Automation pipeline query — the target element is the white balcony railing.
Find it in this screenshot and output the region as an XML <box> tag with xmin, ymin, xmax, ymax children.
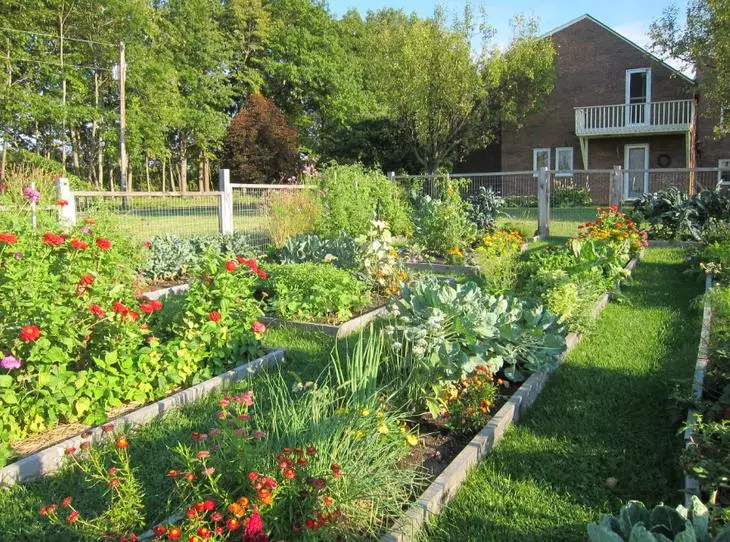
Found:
<box><xmin>575</xmin><ymin>99</ymin><xmax>695</xmax><ymax>137</ymax></box>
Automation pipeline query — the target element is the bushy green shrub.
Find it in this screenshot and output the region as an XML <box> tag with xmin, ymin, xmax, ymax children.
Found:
<box><xmin>702</xmin><ymin>218</ymin><xmax>730</xmax><ymax>245</ymax></box>
<box><xmin>142</xmin><ymin>232</ymin><xmax>255</xmax><ymax>281</ymax></box>
<box><xmin>313</xmin><ymin>163</ymin><xmax>412</xmax><ymax>237</ymax></box>
<box><xmin>411</xmin><ymin>178</ymin><xmax>476</xmax><ymax>258</ymax></box>
<box><xmin>551</xmin><ymin>182</ymin><xmax>592</xmax><ymax>207</ymax></box>
<box><xmin>265</xmin><ymin>263</ymin><xmax>371</xmax><ymax>323</ymax></box>
<box><xmin>504</xmin><ymin>195</ymin><xmax>538</xmax><ymax>208</ymax></box>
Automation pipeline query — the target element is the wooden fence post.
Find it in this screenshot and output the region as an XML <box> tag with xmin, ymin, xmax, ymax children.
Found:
<box><xmin>537</xmin><ymin>167</ymin><xmax>550</xmax><ymax>239</ymax></box>
<box><xmin>55</xmin><ymin>177</ymin><xmax>76</xmax><ymax>227</ymax></box>
<box><xmin>218</xmin><ymin>169</ymin><xmax>234</xmax><ymax>234</ymax></box>
<box><xmin>609</xmin><ymin>166</ymin><xmax>623</xmax><ymax>207</ymax></box>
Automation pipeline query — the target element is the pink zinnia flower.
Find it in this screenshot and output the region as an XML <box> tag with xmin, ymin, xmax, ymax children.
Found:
<box><xmin>0</xmin><ymin>355</ymin><xmax>21</xmax><ymax>370</ymax></box>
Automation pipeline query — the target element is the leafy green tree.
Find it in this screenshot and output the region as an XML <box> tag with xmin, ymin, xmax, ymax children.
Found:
<box><xmin>651</xmin><ymin>0</ymin><xmax>730</xmax><ymax>132</ymax></box>
<box><xmin>367</xmin><ymin>9</ymin><xmax>554</xmax><ymax>173</ymax></box>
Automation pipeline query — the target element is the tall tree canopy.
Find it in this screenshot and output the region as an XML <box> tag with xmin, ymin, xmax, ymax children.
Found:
<box><xmin>0</xmin><ymin>1</ymin><xmax>555</xmax><ymax>185</ymax></box>
<box><xmin>651</xmin><ymin>0</ymin><xmax>730</xmax><ymax>134</ymax></box>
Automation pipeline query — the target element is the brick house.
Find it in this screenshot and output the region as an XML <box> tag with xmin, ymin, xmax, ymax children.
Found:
<box><xmin>458</xmin><ymin>14</ymin><xmax>730</xmax><ymax>202</ymax></box>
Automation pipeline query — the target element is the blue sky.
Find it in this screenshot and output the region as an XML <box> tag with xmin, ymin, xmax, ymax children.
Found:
<box><xmin>327</xmin><ymin>0</ymin><xmax>690</xmax><ymax>70</ymax></box>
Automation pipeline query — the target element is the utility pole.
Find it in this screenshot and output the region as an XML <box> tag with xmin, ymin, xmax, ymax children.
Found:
<box><xmin>119</xmin><ymin>41</ymin><xmax>127</xmax><ymax>193</ymax></box>
<box><xmin>60</xmin><ymin>14</ymin><xmax>67</xmax><ymax>170</ymax></box>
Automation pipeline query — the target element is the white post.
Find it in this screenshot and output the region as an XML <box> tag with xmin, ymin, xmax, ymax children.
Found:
<box><xmin>218</xmin><ymin>169</ymin><xmax>233</xmax><ymax>234</ymax></box>
<box><xmin>55</xmin><ymin>177</ymin><xmax>76</xmax><ymax>227</ymax></box>
<box><xmin>537</xmin><ymin>167</ymin><xmax>550</xmax><ymax>239</ymax></box>
<box><xmin>610</xmin><ymin>166</ymin><xmax>623</xmax><ymax>207</ymax></box>
<box><xmin>388</xmin><ymin>171</ymin><xmax>395</xmax><ymax>182</ymax></box>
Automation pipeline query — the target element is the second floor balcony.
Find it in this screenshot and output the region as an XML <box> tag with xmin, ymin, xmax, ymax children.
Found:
<box><xmin>575</xmin><ymin>99</ymin><xmax>695</xmax><ymax>137</ymax></box>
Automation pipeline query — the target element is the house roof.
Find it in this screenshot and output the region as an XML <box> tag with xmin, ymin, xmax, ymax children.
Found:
<box><xmin>542</xmin><ymin>14</ymin><xmax>695</xmax><ymax>84</ymax></box>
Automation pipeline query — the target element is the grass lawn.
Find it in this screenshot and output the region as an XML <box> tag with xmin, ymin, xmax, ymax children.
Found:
<box><xmin>497</xmin><ymin>206</ymin><xmax>598</xmax><ymax>239</ymax></box>
<box><xmin>421</xmin><ymin>248</ymin><xmax>704</xmax><ymax>542</ymax></box>
<box><xmin>0</xmin><ymin>326</ymin><xmax>336</xmax><ymax>541</ymax></box>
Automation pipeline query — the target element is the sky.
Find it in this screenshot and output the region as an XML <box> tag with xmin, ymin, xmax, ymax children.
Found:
<box><xmin>327</xmin><ymin>0</ymin><xmax>692</xmax><ymax>73</ymax></box>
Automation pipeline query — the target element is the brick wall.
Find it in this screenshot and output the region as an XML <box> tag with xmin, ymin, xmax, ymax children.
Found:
<box><xmin>500</xmin><ymin>17</ymin><xmax>695</xmax><ymax>173</ymax></box>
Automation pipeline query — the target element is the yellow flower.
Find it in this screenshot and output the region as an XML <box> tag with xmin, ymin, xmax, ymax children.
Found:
<box><xmin>377</xmin><ymin>424</ymin><xmax>390</xmax><ymax>435</ymax></box>
<box><xmin>354</xmin><ymin>430</ymin><xmax>366</xmax><ymax>440</ymax></box>
<box><xmin>405</xmin><ymin>434</ymin><xmax>419</xmax><ymax>446</ymax></box>
<box><xmin>361</xmin><ymin>408</ymin><xmax>370</xmax><ymax>417</ymax></box>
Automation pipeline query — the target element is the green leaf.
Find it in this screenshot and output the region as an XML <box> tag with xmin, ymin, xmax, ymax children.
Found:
<box><xmin>587</xmin><ymin>524</ymin><xmax>625</xmax><ymax>542</ymax></box>
<box><xmin>628</xmin><ymin>525</ymin><xmax>658</xmax><ymax>542</ymax></box>
<box><xmin>75</xmin><ymin>397</ymin><xmax>91</xmax><ymax>417</ymax></box>
<box><xmin>0</xmin><ymin>375</ymin><xmax>12</xmax><ymax>388</ymax></box>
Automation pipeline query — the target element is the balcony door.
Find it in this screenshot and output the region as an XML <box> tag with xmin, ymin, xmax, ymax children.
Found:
<box><xmin>624</xmin><ymin>144</ymin><xmax>650</xmax><ymax>199</ymax></box>
<box><xmin>625</xmin><ymin>68</ymin><xmax>651</xmax><ymax>126</ymax></box>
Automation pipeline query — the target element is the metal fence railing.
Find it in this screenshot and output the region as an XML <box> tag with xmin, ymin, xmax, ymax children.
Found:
<box><xmin>72</xmin><ymin>191</ymin><xmax>224</xmax><ymax>241</ymax></box>
<box><xmin>230</xmin><ymin>183</ymin><xmax>316</xmax><ymax>252</ymax></box>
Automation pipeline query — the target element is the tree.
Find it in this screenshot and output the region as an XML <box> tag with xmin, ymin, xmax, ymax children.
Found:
<box><xmin>366</xmin><ymin>9</ymin><xmax>554</xmax><ymax>173</ymax></box>
<box><xmin>651</xmin><ymin>0</ymin><xmax>730</xmax><ymax>133</ymax></box>
<box><xmin>222</xmin><ymin>93</ymin><xmax>300</xmax><ymax>184</ymax></box>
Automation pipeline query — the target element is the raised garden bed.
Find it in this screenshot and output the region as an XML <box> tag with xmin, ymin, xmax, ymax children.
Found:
<box><xmin>0</xmin><ymin>349</ymin><xmax>285</xmax><ymax>486</ymax></box>
<box><xmin>404</xmin><ymin>242</ymin><xmax>529</xmax><ymax>278</ymax></box>
<box><xmin>260</xmin><ymin>304</ymin><xmax>389</xmax><ymax>337</ymax></box>
<box><xmin>683</xmin><ymin>273</ymin><xmax>714</xmax><ymax>506</ymax></box>
<box><xmin>381</xmin><ymin>251</ymin><xmax>643</xmax><ymax>542</ymax></box>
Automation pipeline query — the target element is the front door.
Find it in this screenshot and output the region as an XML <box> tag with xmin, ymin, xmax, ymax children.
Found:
<box><xmin>624</xmin><ymin>144</ymin><xmax>650</xmax><ymax>199</ymax></box>
<box><xmin>626</xmin><ymin>69</ymin><xmax>651</xmax><ymax>125</ymax></box>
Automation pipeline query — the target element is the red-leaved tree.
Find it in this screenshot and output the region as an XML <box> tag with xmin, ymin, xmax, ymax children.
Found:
<box><xmin>222</xmin><ymin>94</ymin><xmax>300</xmax><ymax>184</ymax></box>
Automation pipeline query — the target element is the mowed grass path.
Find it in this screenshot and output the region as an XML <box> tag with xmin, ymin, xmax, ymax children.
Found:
<box><xmin>422</xmin><ymin>248</ymin><xmax>704</xmax><ymax>542</ymax></box>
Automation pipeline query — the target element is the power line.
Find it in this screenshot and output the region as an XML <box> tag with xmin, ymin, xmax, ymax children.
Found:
<box><xmin>9</xmin><ymin>56</ymin><xmax>112</xmax><ymax>72</ymax></box>
<box><xmin>0</xmin><ymin>26</ymin><xmax>115</xmax><ymax>48</ymax></box>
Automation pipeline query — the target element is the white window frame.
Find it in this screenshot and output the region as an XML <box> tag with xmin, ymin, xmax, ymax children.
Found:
<box><xmin>625</xmin><ymin>68</ymin><xmax>652</xmax><ymax>126</ymax></box>
<box><xmin>554</xmin><ymin>147</ymin><xmax>574</xmax><ymax>177</ymax></box>
<box><xmin>719</xmin><ymin>159</ymin><xmax>730</xmax><ymax>185</ymax></box>
<box><xmin>533</xmin><ymin>148</ymin><xmax>550</xmax><ymax>176</ymax></box>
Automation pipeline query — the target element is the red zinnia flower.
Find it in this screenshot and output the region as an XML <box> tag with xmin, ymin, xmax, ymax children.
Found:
<box><xmin>43</xmin><ymin>232</ymin><xmax>65</xmax><ymax>247</ymax></box>
<box><xmin>61</xmin><ymin>496</ymin><xmax>72</xmax><ymax>508</ymax></box>
<box><xmin>150</xmin><ymin>300</ymin><xmax>163</xmax><ymax>311</ymax></box>
<box><xmin>139</xmin><ymin>302</ymin><xmax>155</xmax><ymax>314</ymax></box>
<box><xmin>0</xmin><ymin>233</ymin><xmax>17</xmax><ymax>244</ymax></box>
<box><xmin>79</xmin><ymin>274</ymin><xmax>94</xmax><ymax>286</ymax></box>
<box><xmin>89</xmin><ymin>304</ymin><xmax>106</xmax><ymax>318</ymax></box>
<box><xmin>248</xmin><ymin>471</ymin><xmax>259</xmax><ymax>481</ymax></box>
<box><xmin>251</xmin><ymin>321</ymin><xmax>266</xmax><ymax>334</ymax></box>
<box><xmin>108</xmin><ymin>478</ymin><xmax>119</xmax><ymax>489</ymax></box>
<box><xmin>112</xmin><ymin>301</ymin><xmax>129</xmax><ymax>315</ymax></box>
<box><xmin>144</xmin><ymin>241</ymin><xmax>152</xmax><ymax>249</ymax></box>
<box><xmin>153</xmin><ymin>524</ymin><xmax>167</xmax><ymax>537</ymax></box>
<box><xmin>102</xmin><ymin>423</ymin><xmax>114</xmax><ymax>432</ymax></box>
<box><xmin>211</xmin><ymin>511</ymin><xmax>223</xmax><ymax>522</ymax></box>
<box><xmin>70</xmin><ymin>238</ymin><xmax>88</xmax><ymax>250</ymax></box>
<box><xmin>283</xmin><ymin>468</ymin><xmax>296</xmax><ymax>480</ymax></box>
<box><xmin>256</xmin><ymin>269</ymin><xmax>267</xmax><ymax>280</ymax></box>
<box><xmin>167</xmin><ymin>527</ymin><xmax>182</xmax><ymax>540</ymax></box>
<box><xmin>64</xmin><ymin>447</ymin><xmax>76</xmax><ymax>456</ymax></box>
<box><xmin>96</xmin><ymin>238</ymin><xmax>112</xmax><ymax>251</ymax></box>
<box><xmin>226</xmin><ymin>518</ymin><xmax>240</xmax><ymax>531</ymax></box>
<box><xmin>203</xmin><ymin>499</ymin><xmax>216</xmax><ymax>511</ymax></box>
<box><xmin>225</xmin><ymin>260</ymin><xmax>236</xmax><ymax>272</ymax></box>
<box><xmin>19</xmin><ymin>325</ymin><xmax>41</xmax><ymax>342</ymax></box>
<box><xmin>56</xmin><ymin>199</ymin><xmax>68</xmax><ymax>207</ymax></box>
<box><xmin>208</xmin><ymin>311</ymin><xmax>221</xmax><ymax>323</ymax></box>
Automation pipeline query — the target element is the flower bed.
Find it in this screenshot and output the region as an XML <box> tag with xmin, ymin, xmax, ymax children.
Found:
<box><xmin>0</xmin><ymin>213</ymin><xmax>274</xmax><ymax>468</ymax></box>
<box><xmin>0</xmin><ymin>349</ymin><xmax>285</xmax><ymax>486</ymax></box>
